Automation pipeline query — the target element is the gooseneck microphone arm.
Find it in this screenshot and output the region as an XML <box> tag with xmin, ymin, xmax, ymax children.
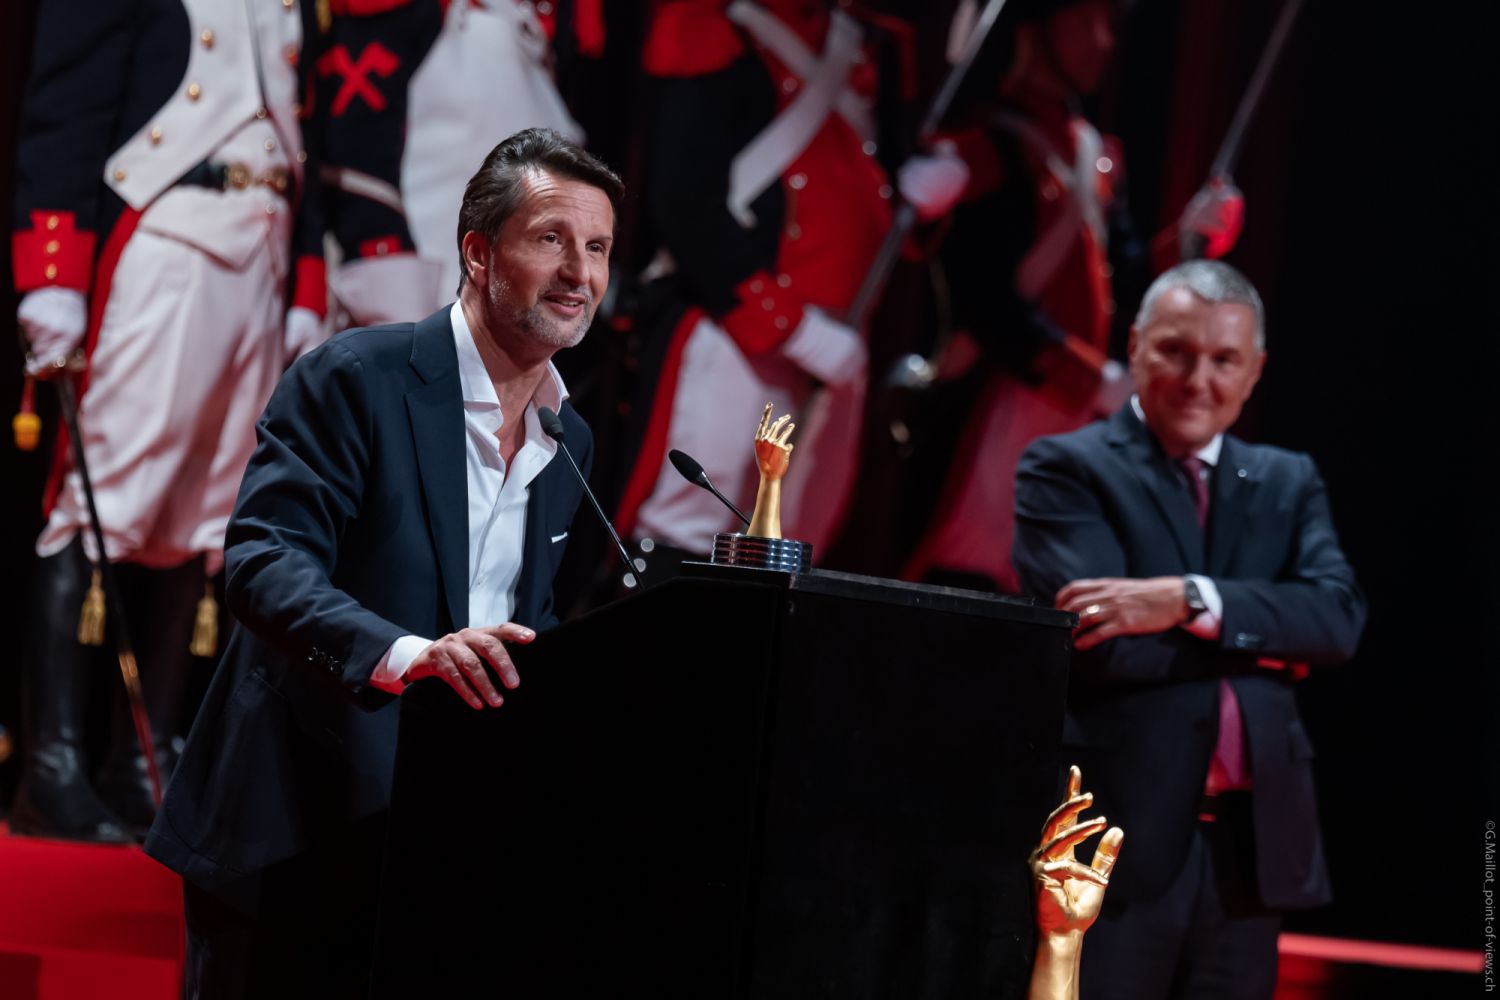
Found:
<box><xmin>668</xmin><ymin>449</ymin><xmax>751</xmax><ymax>528</ymax></box>
<box><xmin>538</xmin><ymin>406</ymin><xmax>638</xmax><ymax>589</ymax></box>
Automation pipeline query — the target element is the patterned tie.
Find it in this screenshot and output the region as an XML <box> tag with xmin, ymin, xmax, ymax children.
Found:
<box><xmin>1178</xmin><ymin>455</ymin><xmax>1250</xmax><ymax>792</ymax></box>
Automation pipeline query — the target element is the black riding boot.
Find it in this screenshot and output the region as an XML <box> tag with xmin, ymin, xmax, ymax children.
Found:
<box><xmin>9</xmin><ymin>538</ymin><xmax>131</xmax><ymax>843</ymax></box>
<box><xmin>96</xmin><ymin>555</ymin><xmax>206</xmax><ymax>837</ymax></box>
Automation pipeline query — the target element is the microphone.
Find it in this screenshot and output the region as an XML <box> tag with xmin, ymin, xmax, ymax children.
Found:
<box><xmin>667</xmin><ymin>449</ymin><xmax>751</xmax><ymax>528</ymax></box>
<box><xmin>538</xmin><ymin>406</ymin><xmax>638</xmax><ymax>589</ymax></box>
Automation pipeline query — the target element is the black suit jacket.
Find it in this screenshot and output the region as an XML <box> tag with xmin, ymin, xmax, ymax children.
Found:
<box><xmin>1013</xmin><ymin>406</ymin><xmax>1365</xmax><ymax>909</ymax></box>
<box><xmin>145</xmin><ymin>307</ymin><xmax>592</xmax><ymax>890</ymax></box>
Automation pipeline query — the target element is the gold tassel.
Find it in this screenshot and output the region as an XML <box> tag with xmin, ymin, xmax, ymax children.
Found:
<box><xmin>190</xmin><ymin>583</ymin><xmax>218</xmax><ymax>658</ymax></box>
<box><xmin>13</xmin><ymin>375</ymin><xmax>40</xmax><ymax>451</ymax></box>
<box><xmin>77</xmin><ymin>568</ymin><xmax>106</xmax><ymax>646</ymax></box>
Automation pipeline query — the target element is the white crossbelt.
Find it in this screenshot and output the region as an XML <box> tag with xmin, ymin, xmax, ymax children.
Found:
<box><xmin>724</xmin><ymin>2</ymin><xmax>872</xmax><ymax>227</ymax></box>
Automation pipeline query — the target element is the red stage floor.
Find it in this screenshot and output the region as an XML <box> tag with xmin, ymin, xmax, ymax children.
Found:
<box><xmin>0</xmin><ymin>824</ymin><xmax>1482</xmax><ymax>998</ymax></box>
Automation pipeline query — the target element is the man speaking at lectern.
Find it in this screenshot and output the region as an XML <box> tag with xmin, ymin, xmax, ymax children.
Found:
<box><xmin>1012</xmin><ymin>260</ymin><xmax>1365</xmax><ymax>999</ymax></box>
<box><xmin>145</xmin><ymin>128</ymin><xmax>622</xmax><ymax>997</ymax></box>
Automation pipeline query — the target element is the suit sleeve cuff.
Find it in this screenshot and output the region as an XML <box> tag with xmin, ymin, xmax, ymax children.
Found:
<box><xmin>1181</xmin><ymin>574</ymin><xmax>1223</xmax><ymax>640</ymax></box>
<box><xmin>13</xmin><ymin>211</ymin><xmax>95</xmax><ymax>292</ymax></box>
<box><xmin>369</xmin><ymin>634</ymin><xmax>432</xmax><ymax>694</ymax></box>
<box><xmin>718</xmin><ymin>271</ymin><xmax>805</xmax><ymax>356</ymax></box>
<box><xmin>291</xmin><ymin>255</ymin><xmax>328</xmax><ymax>318</ymax></box>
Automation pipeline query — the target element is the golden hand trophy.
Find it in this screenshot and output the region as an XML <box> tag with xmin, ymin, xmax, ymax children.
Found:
<box><xmin>710</xmin><ymin>403</ymin><xmax>815</xmax><ymax>572</ymax></box>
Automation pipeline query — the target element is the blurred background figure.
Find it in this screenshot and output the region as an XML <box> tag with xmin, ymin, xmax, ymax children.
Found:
<box><xmin>614</xmin><ymin>0</ymin><xmax>967</xmax><ymax>575</ymax></box>
<box><xmin>8</xmin><ymin>0</ymin><xmax>324</xmax><ymax>842</ymax></box>
<box><xmin>899</xmin><ymin>0</ymin><xmax>1241</xmax><ymax>593</ymax></box>
<box><xmin>317</xmin><ymin>0</ymin><xmax>588</xmax><ymax>328</ymax></box>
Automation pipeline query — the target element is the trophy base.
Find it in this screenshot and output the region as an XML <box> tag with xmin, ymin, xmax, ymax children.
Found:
<box><xmin>711</xmin><ymin>533</ymin><xmax>813</xmax><ymax>573</ymax></box>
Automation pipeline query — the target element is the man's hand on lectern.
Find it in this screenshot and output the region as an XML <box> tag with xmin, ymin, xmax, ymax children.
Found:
<box><xmin>403</xmin><ymin>624</ymin><xmax>535</xmax><ymax>710</ymax></box>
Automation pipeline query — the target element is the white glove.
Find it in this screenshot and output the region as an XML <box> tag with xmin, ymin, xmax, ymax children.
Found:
<box><xmin>781</xmin><ymin>306</ymin><xmax>867</xmax><ymax>388</ymax></box>
<box><xmin>1178</xmin><ymin>177</ymin><xmax>1245</xmax><ymax>259</ymax></box>
<box><xmin>1092</xmin><ymin>358</ymin><xmax>1134</xmax><ymax>417</ymax></box>
<box><xmin>897</xmin><ymin>141</ymin><xmax>970</xmax><ymax>222</ymax></box>
<box><xmin>17</xmin><ymin>287</ymin><xmax>88</xmax><ymax>373</ymax></box>
<box><xmin>283</xmin><ymin>306</ymin><xmax>327</xmax><ymax>364</ymax></box>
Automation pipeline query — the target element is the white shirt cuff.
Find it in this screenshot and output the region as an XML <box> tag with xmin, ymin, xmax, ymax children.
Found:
<box><xmin>1182</xmin><ymin>574</ymin><xmax>1223</xmax><ymax>640</ymax></box>
<box><xmin>369</xmin><ymin>634</ymin><xmax>433</xmax><ymax>694</ymax></box>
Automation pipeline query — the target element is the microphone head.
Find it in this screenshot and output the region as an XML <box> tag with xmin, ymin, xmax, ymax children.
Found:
<box><xmin>537</xmin><ymin>406</ymin><xmax>565</xmax><ymax>443</ymax></box>
<box><xmin>668</xmin><ymin>449</ymin><xmax>711</xmax><ymax>487</ymax></box>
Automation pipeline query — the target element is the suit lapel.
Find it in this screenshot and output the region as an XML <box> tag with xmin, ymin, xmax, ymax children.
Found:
<box><xmin>1208</xmin><ymin>436</ymin><xmax>1256</xmax><ymax>575</ymax></box>
<box><xmin>1106</xmin><ymin>408</ymin><xmax>1205</xmax><ymax>571</ymax></box>
<box><xmin>406</xmin><ymin>308</ymin><xmax>470</xmax><ymax>634</ymax></box>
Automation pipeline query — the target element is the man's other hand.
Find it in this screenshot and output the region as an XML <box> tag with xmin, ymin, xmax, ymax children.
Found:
<box><xmin>404</xmin><ymin>624</ymin><xmax>535</xmax><ymax>710</ymax></box>
<box><xmin>1058</xmin><ymin>577</ymin><xmax>1188</xmax><ymax>651</ymax></box>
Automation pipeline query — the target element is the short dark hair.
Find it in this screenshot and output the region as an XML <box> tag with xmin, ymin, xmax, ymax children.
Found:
<box><xmin>455</xmin><ymin>128</ymin><xmax>625</xmax><ymax>293</ymax></box>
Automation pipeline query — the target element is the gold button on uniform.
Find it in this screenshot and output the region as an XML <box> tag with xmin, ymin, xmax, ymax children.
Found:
<box><xmin>113</xmin><ymin>168</ymin><xmax>127</xmax><ymax>181</ymax></box>
<box><xmin>44</xmin><ymin>240</ymin><xmax>59</xmax><ymax>255</ymax></box>
<box><xmin>46</xmin><ymin>215</ymin><xmax>60</xmax><ymax>231</ymax></box>
<box><xmin>187</xmin><ymin>82</ymin><xmax>201</xmax><ymax>101</ymax></box>
<box><xmin>264</xmin><ymin>139</ymin><xmax>277</xmax><ymax>152</ymax></box>
<box><xmin>296</xmin><ymin>150</ymin><xmax>308</xmax><ymax>163</ymax></box>
<box><xmin>44</xmin><ymin>264</ymin><xmax>58</xmax><ymax>280</ymax></box>
<box><xmin>256</xmin><ymin>106</ymin><xmax>268</xmax><ymax>120</ymax></box>
<box><xmin>150</xmin><ymin>126</ymin><xmax>163</xmax><ymax>145</ymax></box>
<box><xmin>200</xmin><ymin>28</ymin><xmax>214</xmax><ymax>48</ymax></box>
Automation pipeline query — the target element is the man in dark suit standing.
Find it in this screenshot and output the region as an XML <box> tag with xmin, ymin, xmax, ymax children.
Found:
<box><xmin>1013</xmin><ymin>260</ymin><xmax>1365</xmax><ymax>999</ymax></box>
<box><xmin>144</xmin><ymin>128</ymin><xmax>622</xmax><ymax>998</ymax></box>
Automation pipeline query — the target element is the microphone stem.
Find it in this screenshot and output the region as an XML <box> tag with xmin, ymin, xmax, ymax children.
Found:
<box><xmin>557</xmin><ymin>440</ymin><xmax>638</xmax><ymax>587</ymax></box>
<box><xmin>708</xmin><ymin>481</ymin><xmax>751</xmax><ymax>527</ymax></box>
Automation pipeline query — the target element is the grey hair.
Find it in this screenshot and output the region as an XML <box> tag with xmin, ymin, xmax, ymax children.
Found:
<box><xmin>1134</xmin><ymin>260</ymin><xmax>1266</xmax><ymax>350</ymax></box>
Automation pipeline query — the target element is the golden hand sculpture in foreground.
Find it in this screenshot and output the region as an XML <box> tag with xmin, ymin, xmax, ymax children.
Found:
<box><xmin>747</xmin><ymin>402</ymin><xmax>796</xmax><ymax>538</ymax></box>
<box><xmin>1027</xmin><ymin>765</ymin><xmax>1125</xmax><ymax>1000</ymax></box>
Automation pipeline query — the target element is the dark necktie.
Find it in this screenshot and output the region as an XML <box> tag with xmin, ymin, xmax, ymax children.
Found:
<box><xmin>1176</xmin><ymin>455</ymin><xmax>1210</xmax><ymax>529</ymax></box>
<box><xmin>1177</xmin><ymin>454</ymin><xmax>1249</xmax><ymax>791</ymax></box>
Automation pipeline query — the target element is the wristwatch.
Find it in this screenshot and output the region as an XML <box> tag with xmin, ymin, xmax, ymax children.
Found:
<box><xmin>1183</xmin><ymin>576</ymin><xmax>1208</xmax><ymax>620</ymax></box>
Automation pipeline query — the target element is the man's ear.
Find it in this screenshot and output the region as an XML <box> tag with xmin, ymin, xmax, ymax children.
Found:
<box><xmin>460</xmin><ymin>231</ymin><xmax>490</xmax><ymax>286</ymax></box>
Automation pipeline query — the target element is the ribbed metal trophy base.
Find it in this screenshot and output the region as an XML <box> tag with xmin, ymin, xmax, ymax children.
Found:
<box><xmin>711</xmin><ymin>532</ymin><xmax>813</xmax><ymax>572</ymax></box>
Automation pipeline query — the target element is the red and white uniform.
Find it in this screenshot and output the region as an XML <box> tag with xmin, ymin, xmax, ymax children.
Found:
<box><xmin>905</xmin><ymin>105</ymin><xmax>1122</xmax><ymax>591</ymax></box>
<box><xmin>618</xmin><ymin>0</ymin><xmax>911</xmax><ymax>557</ymax></box>
<box><xmin>13</xmin><ymin>0</ymin><xmax>323</xmax><ymax>571</ymax></box>
<box><xmin>318</xmin><ymin>0</ymin><xmax>582</xmax><ymax>324</ymax></box>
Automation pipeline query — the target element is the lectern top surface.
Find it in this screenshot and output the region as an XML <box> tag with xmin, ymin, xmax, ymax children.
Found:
<box><xmin>681</xmin><ymin>561</ymin><xmax>1077</xmax><ymax>628</ymax></box>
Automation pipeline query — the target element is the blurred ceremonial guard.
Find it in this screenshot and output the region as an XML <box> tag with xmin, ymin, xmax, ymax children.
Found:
<box><xmin>903</xmin><ymin>0</ymin><xmax>1242</xmax><ymax>592</ymax></box>
<box><xmin>10</xmin><ymin>0</ymin><xmax>325</xmax><ymax>842</ymax></box>
<box><xmin>615</xmin><ymin>0</ymin><xmax>968</xmax><ymax>567</ymax></box>
<box><xmin>317</xmin><ymin>0</ymin><xmax>591</xmax><ymax>326</ymax></box>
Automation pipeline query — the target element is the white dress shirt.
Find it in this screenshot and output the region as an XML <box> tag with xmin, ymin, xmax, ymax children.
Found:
<box><xmin>1130</xmin><ymin>396</ymin><xmax>1224</xmax><ymax>638</ymax></box>
<box><xmin>370</xmin><ymin>302</ymin><xmax>568</xmax><ymax>692</ymax></box>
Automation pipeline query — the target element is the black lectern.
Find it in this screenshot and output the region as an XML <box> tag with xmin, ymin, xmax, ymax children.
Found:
<box><xmin>373</xmin><ymin>565</ymin><xmax>1073</xmax><ymax>999</ymax></box>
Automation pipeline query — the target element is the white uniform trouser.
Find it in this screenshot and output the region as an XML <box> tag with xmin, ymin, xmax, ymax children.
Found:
<box><xmin>37</xmin><ymin>226</ymin><xmax>286</xmax><ymax>572</ymax></box>
<box><xmin>916</xmin><ymin>374</ymin><xmax>1093</xmax><ymax>592</ymax></box>
<box><xmin>633</xmin><ymin>316</ymin><xmax>863</xmax><ymax>558</ymax></box>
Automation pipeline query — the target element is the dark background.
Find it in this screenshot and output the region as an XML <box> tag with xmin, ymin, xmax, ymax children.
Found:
<box><xmin>1</xmin><ymin>0</ymin><xmax>1492</xmax><ymax>956</ymax></box>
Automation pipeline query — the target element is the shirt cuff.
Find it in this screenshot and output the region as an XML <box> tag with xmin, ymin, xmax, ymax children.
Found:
<box><xmin>1182</xmin><ymin>574</ymin><xmax>1223</xmax><ymax>640</ymax></box>
<box><xmin>369</xmin><ymin>634</ymin><xmax>432</xmax><ymax>694</ymax></box>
